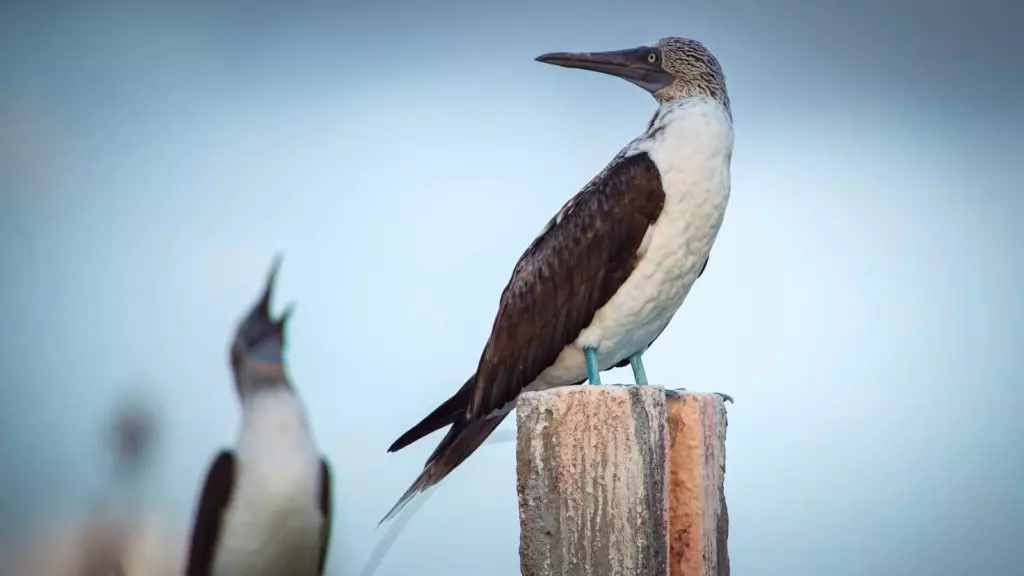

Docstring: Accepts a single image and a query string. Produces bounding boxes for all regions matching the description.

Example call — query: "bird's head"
[535,36,729,108]
[229,255,293,397]
[108,396,158,480]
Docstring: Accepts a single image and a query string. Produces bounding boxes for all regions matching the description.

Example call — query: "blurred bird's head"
[108,396,158,480]
[535,36,729,110]
[229,255,293,397]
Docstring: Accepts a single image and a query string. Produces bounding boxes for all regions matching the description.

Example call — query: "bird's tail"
[388,376,476,454]
[379,413,509,525]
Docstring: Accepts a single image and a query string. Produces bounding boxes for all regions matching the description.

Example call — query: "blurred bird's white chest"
[213,395,324,576]
[540,97,734,386]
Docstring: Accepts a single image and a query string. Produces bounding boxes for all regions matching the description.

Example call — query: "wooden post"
[516,385,729,576]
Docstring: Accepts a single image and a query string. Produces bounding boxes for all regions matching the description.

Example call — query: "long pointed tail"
[380,413,508,525]
[388,376,475,454]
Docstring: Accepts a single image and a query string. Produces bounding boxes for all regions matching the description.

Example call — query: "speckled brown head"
[535,36,729,110]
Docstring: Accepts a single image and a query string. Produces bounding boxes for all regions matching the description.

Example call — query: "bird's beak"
[234,254,289,363]
[535,46,674,93]
[239,254,283,332]
[255,254,282,318]
[278,303,295,331]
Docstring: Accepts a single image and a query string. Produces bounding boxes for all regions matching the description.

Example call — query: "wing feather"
[317,458,332,575]
[185,450,235,576]
[468,151,665,418]
[380,151,666,524]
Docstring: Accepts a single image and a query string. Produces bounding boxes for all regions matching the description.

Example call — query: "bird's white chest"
[540,97,734,387]
[213,398,324,576]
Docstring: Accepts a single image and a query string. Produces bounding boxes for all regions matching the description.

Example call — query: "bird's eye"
[647,52,657,63]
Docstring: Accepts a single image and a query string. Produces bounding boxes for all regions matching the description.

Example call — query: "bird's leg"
[584,346,602,385]
[629,353,648,386]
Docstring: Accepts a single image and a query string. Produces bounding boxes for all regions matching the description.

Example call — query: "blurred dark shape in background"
[1,386,183,576]
[106,392,160,482]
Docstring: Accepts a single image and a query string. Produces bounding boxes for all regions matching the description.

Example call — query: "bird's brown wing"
[317,458,332,575]
[185,451,235,576]
[379,151,665,524]
[467,150,666,419]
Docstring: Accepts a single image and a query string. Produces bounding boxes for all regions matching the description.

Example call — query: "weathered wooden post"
[516,385,729,576]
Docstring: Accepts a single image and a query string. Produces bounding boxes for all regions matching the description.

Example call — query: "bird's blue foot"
[629,353,648,386]
[584,346,602,385]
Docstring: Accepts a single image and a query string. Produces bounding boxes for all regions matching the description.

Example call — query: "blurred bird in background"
[2,393,183,576]
[184,256,333,576]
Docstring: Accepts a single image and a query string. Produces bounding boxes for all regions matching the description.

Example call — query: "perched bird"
[185,256,333,576]
[382,37,734,522]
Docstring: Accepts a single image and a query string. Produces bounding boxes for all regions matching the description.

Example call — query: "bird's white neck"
[239,388,310,439]
[623,96,734,170]
[648,95,732,137]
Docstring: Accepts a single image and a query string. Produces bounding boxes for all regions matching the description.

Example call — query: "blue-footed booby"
[382,36,734,523]
[184,256,333,576]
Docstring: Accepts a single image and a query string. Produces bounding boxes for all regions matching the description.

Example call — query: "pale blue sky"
[2,1,1022,574]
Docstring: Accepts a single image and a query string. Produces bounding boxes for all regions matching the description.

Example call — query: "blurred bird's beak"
[535,46,673,93]
[243,254,282,326]
[258,255,282,313]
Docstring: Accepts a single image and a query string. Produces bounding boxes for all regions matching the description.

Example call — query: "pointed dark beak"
[238,254,286,338]
[254,254,283,320]
[278,302,295,331]
[535,47,674,93]
[233,254,290,364]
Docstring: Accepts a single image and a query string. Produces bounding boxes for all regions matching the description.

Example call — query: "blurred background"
[1,0,1022,574]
